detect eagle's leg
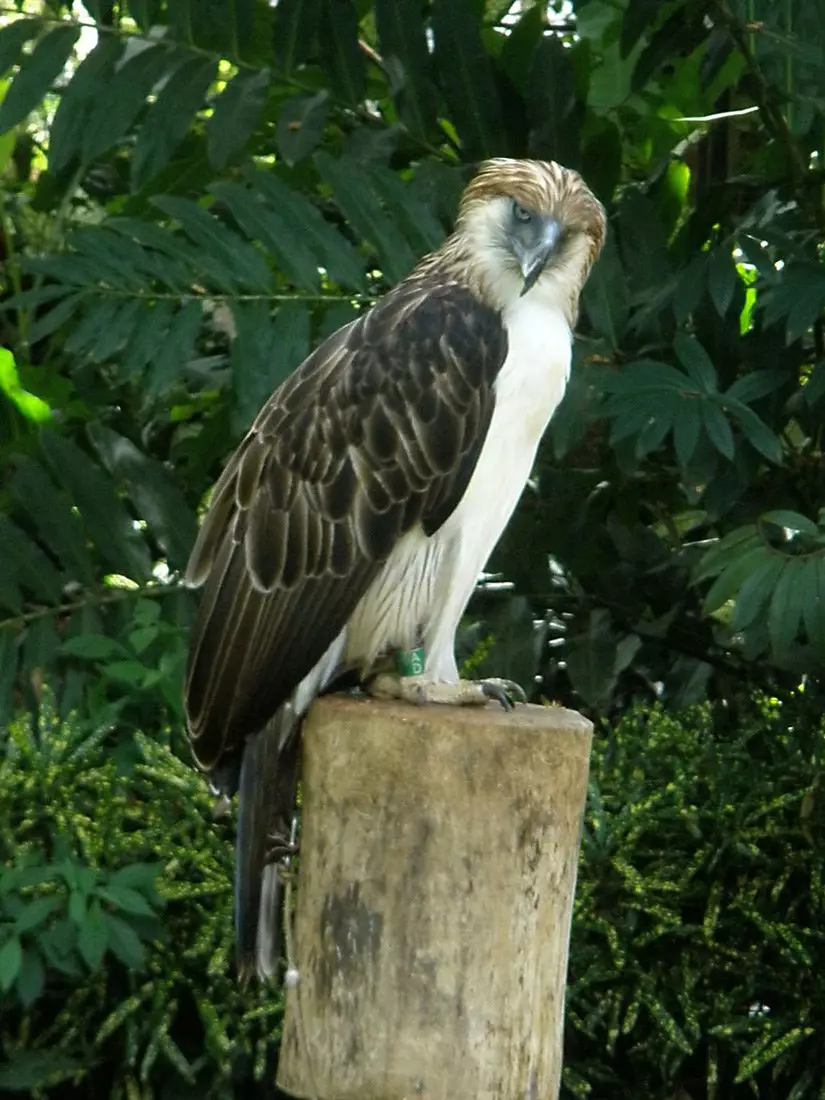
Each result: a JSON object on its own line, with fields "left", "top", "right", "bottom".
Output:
{"left": 368, "top": 672, "right": 526, "bottom": 711}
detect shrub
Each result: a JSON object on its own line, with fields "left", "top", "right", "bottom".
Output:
{"left": 0, "top": 703, "right": 283, "bottom": 1098}
{"left": 2, "top": 694, "right": 822, "bottom": 1098}
{"left": 565, "top": 696, "right": 825, "bottom": 1100}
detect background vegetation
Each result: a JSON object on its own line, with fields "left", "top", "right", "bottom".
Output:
{"left": 0, "top": 0, "right": 822, "bottom": 1095}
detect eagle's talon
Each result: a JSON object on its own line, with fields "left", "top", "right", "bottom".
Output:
{"left": 481, "top": 681, "right": 515, "bottom": 710}
{"left": 480, "top": 678, "right": 526, "bottom": 709}
{"left": 265, "top": 835, "right": 299, "bottom": 865}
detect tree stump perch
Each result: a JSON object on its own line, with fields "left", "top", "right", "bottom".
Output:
{"left": 277, "top": 695, "right": 592, "bottom": 1100}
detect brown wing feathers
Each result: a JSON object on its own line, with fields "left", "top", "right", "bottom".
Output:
{"left": 184, "top": 277, "right": 507, "bottom": 774}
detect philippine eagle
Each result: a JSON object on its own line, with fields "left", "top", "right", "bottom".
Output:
{"left": 184, "top": 158, "right": 606, "bottom": 980}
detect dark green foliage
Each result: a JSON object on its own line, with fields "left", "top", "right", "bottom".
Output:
{"left": 565, "top": 696, "right": 825, "bottom": 1100}
{"left": 0, "top": 702, "right": 282, "bottom": 1098}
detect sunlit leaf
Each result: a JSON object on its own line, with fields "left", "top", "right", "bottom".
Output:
{"left": 0, "top": 25, "right": 80, "bottom": 134}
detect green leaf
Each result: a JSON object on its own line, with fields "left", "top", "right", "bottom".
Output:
{"left": 698, "top": 528, "right": 761, "bottom": 584}
{"left": 726, "top": 400, "right": 783, "bottom": 464}
{"left": 0, "top": 19, "right": 41, "bottom": 80}
{"left": 708, "top": 246, "right": 737, "bottom": 317}
{"left": 316, "top": 152, "right": 414, "bottom": 284}
{"left": 0, "top": 1051, "right": 81, "bottom": 1091}
{"left": 232, "top": 301, "right": 309, "bottom": 431}
{"left": 320, "top": 0, "right": 366, "bottom": 104}
{"left": 528, "top": 34, "right": 581, "bottom": 167}
{"left": 246, "top": 167, "right": 366, "bottom": 290}
{"left": 210, "top": 180, "right": 320, "bottom": 290}
{"left": 121, "top": 301, "right": 176, "bottom": 379}
{"left": 731, "top": 555, "right": 784, "bottom": 631}
{"left": 131, "top": 55, "right": 217, "bottom": 190}
{"left": 701, "top": 400, "right": 734, "bottom": 459}
{"left": 432, "top": 0, "right": 506, "bottom": 158}
{"left": 702, "top": 545, "right": 769, "bottom": 614}
{"left": 151, "top": 195, "right": 272, "bottom": 292}
{"left": 273, "top": 0, "right": 322, "bottom": 74}
{"left": 673, "top": 404, "right": 701, "bottom": 467}
{"left": 98, "top": 885, "right": 156, "bottom": 917}
{"left": 366, "top": 165, "right": 445, "bottom": 255}
{"left": 10, "top": 458, "right": 92, "bottom": 583}
{"left": 674, "top": 334, "right": 717, "bottom": 393}
{"left": 581, "top": 233, "right": 629, "bottom": 349}
{"left": 87, "top": 423, "right": 198, "bottom": 571}
{"left": 736, "top": 1026, "right": 814, "bottom": 1084}
{"left": 49, "top": 36, "right": 123, "bottom": 173}
{"left": 25, "top": 291, "right": 86, "bottom": 345}
{"left": 374, "top": 0, "right": 438, "bottom": 139}
{"left": 801, "top": 556, "right": 825, "bottom": 653}
{"left": 146, "top": 299, "right": 203, "bottom": 394}
{"left": 83, "top": 45, "right": 176, "bottom": 163}
{"left": 0, "top": 25, "right": 80, "bottom": 135}
{"left": 15, "top": 948, "right": 45, "bottom": 1007}
{"left": 0, "top": 346, "right": 51, "bottom": 422}
{"left": 0, "top": 515, "right": 65, "bottom": 601}
{"left": 41, "top": 431, "right": 152, "bottom": 581}
{"left": 785, "top": 277, "right": 825, "bottom": 343}
{"left": 207, "top": 66, "right": 269, "bottom": 169}
{"left": 104, "top": 913, "right": 146, "bottom": 969}
{"left": 620, "top": 0, "right": 663, "bottom": 56}
{"left": 725, "top": 369, "right": 785, "bottom": 404}
{"left": 77, "top": 899, "right": 108, "bottom": 970}
{"left": 109, "top": 863, "right": 163, "bottom": 891}
{"left": 617, "top": 192, "right": 671, "bottom": 295}
{"left": 0, "top": 935, "right": 22, "bottom": 992}
{"left": 566, "top": 609, "right": 620, "bottom": 708}
{"left": 14, "top": 896, "right": 60, "bottom": 935}
{"left": 760, "top": 510, "right": 819, "bottom": 537}
{"left": 61, "top": 633, "right": 129, "bottom": 660}
{"left": 276, "top": 91, "right": 330, "bottom": 165}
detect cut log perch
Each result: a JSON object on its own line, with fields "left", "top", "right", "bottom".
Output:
{"left": 277, "top": 695, "right": 593, "bottom": 1100}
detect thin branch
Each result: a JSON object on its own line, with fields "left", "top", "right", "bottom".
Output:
{"left": 0, "top": 581, "right": 189, "bottom": 633}
{"left": 92, "top": 288, "right": 376, "bottom": 305}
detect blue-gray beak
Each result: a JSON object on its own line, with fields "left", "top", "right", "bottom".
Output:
{"left": 518, "top": 217, "right": 562, "bottom": 296}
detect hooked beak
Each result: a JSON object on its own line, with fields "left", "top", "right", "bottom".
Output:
{"left": 518, "top": 217, "right": 562, "bottom": 296}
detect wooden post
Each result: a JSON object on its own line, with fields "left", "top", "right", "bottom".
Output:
{"left": 277, "top": 695, "right": 592, "bottom": 1100}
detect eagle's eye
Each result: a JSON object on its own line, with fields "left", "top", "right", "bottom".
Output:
{"left": 512, "top": 201, "right": 532, "bottom": 223}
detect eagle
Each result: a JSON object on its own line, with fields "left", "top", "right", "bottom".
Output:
{"left": 184, "top": 157, "right": 606, "bottom": 981}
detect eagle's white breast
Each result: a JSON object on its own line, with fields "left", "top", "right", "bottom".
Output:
{"left": 345, "top": 289, "right": 573, "bottom": 682}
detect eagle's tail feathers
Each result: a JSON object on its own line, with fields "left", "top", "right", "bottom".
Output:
{"left": 235, "top": 706, "right": 301, "bottom": 984}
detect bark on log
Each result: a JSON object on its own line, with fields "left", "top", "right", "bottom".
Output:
{"left": 277, "top": 695, "right": 592, "bottom": 1100}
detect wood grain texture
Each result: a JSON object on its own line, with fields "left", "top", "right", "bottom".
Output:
{"left": 277, "top": 696, "right": 592, "bottom": 1100}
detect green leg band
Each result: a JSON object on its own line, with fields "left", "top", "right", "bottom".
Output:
{"left": 395, "top": 646, "right": 426, "bottom": 676}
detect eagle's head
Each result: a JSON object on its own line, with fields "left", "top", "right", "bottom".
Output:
{"left": 453, "top": 158, "right": 606, "bottom": 319}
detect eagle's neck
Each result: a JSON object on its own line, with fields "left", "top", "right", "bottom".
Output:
{"left": 415, "top": 231, "right": 588, "bottom": 330}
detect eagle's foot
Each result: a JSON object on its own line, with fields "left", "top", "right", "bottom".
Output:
{"left": 368, "top": 673, "right": 526, "bottom": 711}
{"left": 265, "top": 832, "right": 299, "bottom": 866}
